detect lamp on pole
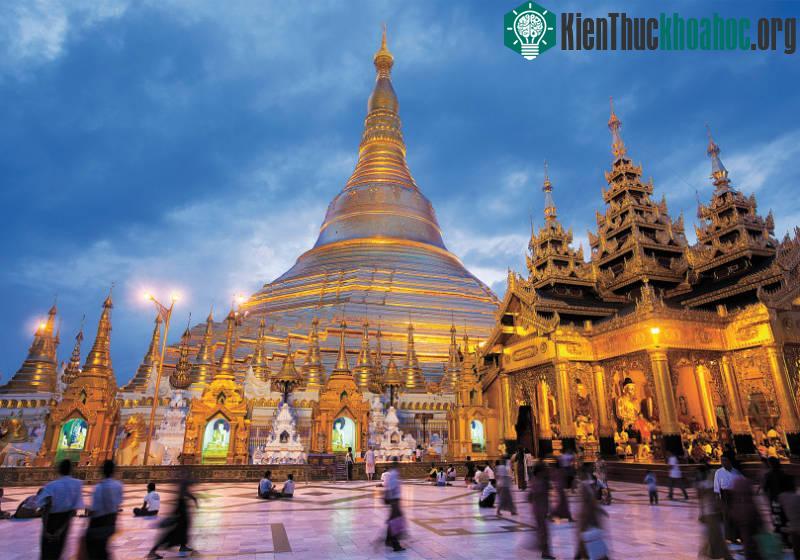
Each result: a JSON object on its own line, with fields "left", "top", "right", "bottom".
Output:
{"left": 142, "top": 291, "right": 179, "bottom": 466}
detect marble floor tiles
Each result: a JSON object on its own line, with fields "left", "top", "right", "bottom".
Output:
{"left": 0, "top": 478, "right": 791, "bottom": 559}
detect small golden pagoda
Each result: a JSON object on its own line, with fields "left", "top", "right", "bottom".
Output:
{"left": 170, "top": 326, "right": 193, "bottom": 391}
{"left": 182, "top": 310, "right": 249, "bottom": 464}
{"left": 302, "top": 317, "right": 325, "bottom": 389}
{"left": 310, "top": 321, "right": 370, "bottom": 453}
{"left": 402, "top": 323, "right": 425, "bottom": 391}
{"left": 60, "top": 324, "right": 84, "bottom": 389}
{"left": 189, "top": 310, "right": 217, "bottom": 389}
{"left": 353, "top": 320, "right": 375, "bottom": 391}
{"left": 447, "top": 339, "right": 499, "bottom": 460}
{"left": 250, "top": 318, "right": 271, "bottom": 382}
{"left": 1, "top": 304, "right": 59, "bottom": 394}
{"left": 36, "top": 294, "right": 120, "bottom": 466}
{"left": 123, "top": 313, "right": 162, "bottom": 391}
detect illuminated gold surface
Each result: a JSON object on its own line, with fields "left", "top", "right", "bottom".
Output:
{"left": 0, "top": 305, "right": 58, "bottom": 394}
{"left": 124, "top": 313, "right": 162, "bottom": 391}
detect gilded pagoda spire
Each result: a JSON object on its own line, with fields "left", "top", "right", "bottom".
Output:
{"left": 403, "top": 321, "right": 425, "bottom": 391}
{"left": 250, "top": 318, "right": 271, "bottom": 382}
{"left": 353, "top": 320, "right": 374, "bottom": 391}
{"left": 81, "top": 292, "right": 114, "bottom": 380}
{"left": 302, "top": 317, "right": 324, "bottom": 389}
{"left": 215, "top": 309, "right": 238, "bottom": 382}
{"left": 383, "top": 343, "right": 403, "bottom": 407}
{"left": 170, "top": 326, "right": 192, "bottom": 390}
{"left": 706, "top": 125, "right": 730, "bottom": 191}
{"left": 441, "top": 323, "right": 460, "bottom": 393}
{"left": 61, "top": 320, "right": 84, "bottom": 388}
{"left": 608, "top": 97, "right": 627, "bottom": 160}
{"left": 190, "top": 309, "right": 217, "bottom": 387}
{"left": 542, "top": 160, "right": 557, "bottom": 224}
{"left": 328, "top": 320, "right": 353, "bottom": 382}
{"left": 372, "top": 322, "right": 384, "bottom": 390}
{"left": 1, "top": 303, "right": 60, "bottom": 394}
{"left": 125, "top": 313, "right": 162, "bottom": 391}
{"left": 274, "top": 337, "right": 301, "bottom": 398}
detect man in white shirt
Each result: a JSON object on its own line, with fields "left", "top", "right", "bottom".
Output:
{"left": 86, "top": 460, "right": 124, "bottom": 559}
{"left": 258, "top": 470, "right": 274, "bottom": 499}
{"left": 479, "top": 480, "right": 497, "bottom": 508}
{"left": 667, "top": 452, "right": 689, "bottom": 500}
{"left": 280, "top": 474, "right": 295, "bottom": 497}
{"left": 37, "top": 459, "right": 84, "bottom": 559}
{"left": 134, "top": 482, "right": 160, "bottom": 517}
{"left": 483, "top": 463, "right": 495, "bottom": 482}
{"left": 713, "top": 456, "right": 741, "bottom": 543}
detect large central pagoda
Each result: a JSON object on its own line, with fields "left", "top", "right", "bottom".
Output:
{"left": 229, "top": 29, "right": 497, "bottom": 382}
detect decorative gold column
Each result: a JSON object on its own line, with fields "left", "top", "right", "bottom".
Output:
{"left": 554, "top": 361, "right": 575, "bottom": 438}
{"left": 693, "top": 363, "right": 717, "bottom": 431}
{"left": 537, "top": 382, "right": 552, "bottom": 439}
{"left": 648, "top": 350, "right": 680, "bottom": 435}
{"left": 592, "top": 363, "right": 612, "bottom": 437}
{"left": 720, "top": 354, "right": 749, "bottom": 433}
{"left": 765, "top": 344, "right": 800, "bottom": 434}
{"left": 500, "top": 373, "right": 516, "bottom": 441}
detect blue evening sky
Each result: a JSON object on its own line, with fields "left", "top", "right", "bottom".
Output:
{"left": 1, "top": 1, "right": 798, "bottom": 385}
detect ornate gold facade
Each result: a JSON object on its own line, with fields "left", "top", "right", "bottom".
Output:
{"left": 482, "top": 114, "right": 800, "bottom": 459}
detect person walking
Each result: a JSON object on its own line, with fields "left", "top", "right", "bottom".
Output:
{"left": 85, "top": 460, "right": 123, "bottom": 560}
{"left": 551, "top": 460, "right": 573, "bottom": 522}
{"left": 495, "top": 456, "right": 517, "bottom": 516}
{"left": 667, "top": 451, "right": 689, "bottom": 500}
{"left": 37, "top": 459, "right": 84, "bottom": 560}
{"left": 529, "top": 462, "right": 554, "bottom": 560}
{"left": 644, "top": 470, "right": 658, "bottom": 505}
{"left": 383, "top": 460, "right": 405, "bottom": 552}
{"left": 345, "top": 447, "right": 355, "bottom": 481}
{"left": 714, "top": 456, "right": 742, "bottom": 544}
{"left": 147, "top": 479, "right": 198, "bottom": 559}
{"left": 575, "top": 479, "right": 609, "bottom": 560}
{"left": 365, "top": 447, "right": 376, "bottom": 481}
{"left": 731, "top": 476, "right": 764, "bottom": 560}
{"left": 515, "top": 449, "right": 528, "bottom": 491}
{"left": 695, "top": 464, "right": 731, "bottom": 560}
{"left": 464, "top": 455, "right": 476, "bottom": 487}
{"left": 762, "top": 456, "right": 796, "bottom": 548}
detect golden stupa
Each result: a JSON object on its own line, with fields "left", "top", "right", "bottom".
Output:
{"left": 143, "top": 28, "right": 498, "bottom": 392}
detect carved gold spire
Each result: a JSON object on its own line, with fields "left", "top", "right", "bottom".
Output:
{"left": 302, "top": 317, "right": 324, "bottom": 389}
{"left": 353, "top": 320, "right": 374, "bottom": 391}
{"left": 125, "top": 313, "right": 162, "bottom": 391}
{"left": 215, "top": 309, "right": 238, "bottom": 382}
{"left": 328, "top": 320, "right": 353, "bottom": 382}
{"left": 1, "top": 303, "right": 59, "bottom": 394}
{"left": 383, "top": 343, "right": 402, "bottom": 406}
{"left": 608, "top": 97, "right": 627, "bottom": 160}
{"left": 190, "top": 309, "right": 216, "bottom": 387}
{"left": 403, "top": 321, "right": 425, "bottom": 391}
{"left": 170, "top": 326, "right": 192, "bottom": 390}
{"left": 441, "top": 323, "right": 460, "bottom": 393}
{"left": 706, "top": 125, "right": 730, "bottom": 191}
{"left": 81, "top": 292, "right": 114, "bottom": 380}
{"left": 61, "top": 321, "right": 84, "bottom": 388}
{"left": 372, "top": 322, "right": 384, "bottom": 391}
{"left": 250, "top": 318, "right": 271, "bottom": 382}
{"left": 274, "top": 338, "right": 301, "bottom": 403}
{"left": 542, "top": 160, "right": 556, "bottom": 223}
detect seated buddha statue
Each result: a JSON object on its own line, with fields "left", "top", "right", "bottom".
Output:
{"left": 615, "top": 378, "right": 640, "bottom": 431}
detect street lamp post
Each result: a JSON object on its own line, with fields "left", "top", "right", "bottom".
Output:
{"left": 142, "top": 292, "right": 178, "bottom": 466}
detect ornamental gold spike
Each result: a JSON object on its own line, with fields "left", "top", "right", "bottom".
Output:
{"left": 215, "top": 309, "right": 238, "bottom": 382}
{"left": 608, "top": 96, "right": 627, "bottom": 160}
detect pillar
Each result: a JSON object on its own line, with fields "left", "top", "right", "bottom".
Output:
{"left": 592, "top": 363, "right": 615, "bottom": 457}
{"left": 765, "top": 344, "right": 800, "bottom": 455}
{"left": 537, "top": 381, "right": 553, "bottom": 457}
{"left": 648, "top": 350, "right": 682, "bottom": 457}
{"left": 693, "top": 363, "right": 717, "bottom": 431}
{"left": 554, "top": 361, "right": 576, "bottom": 452}
{"left": 720, "top": 354, "right": 755, "bottom": 454}
{"left": 500, "top": 374, "right": 516, "bottom": 442}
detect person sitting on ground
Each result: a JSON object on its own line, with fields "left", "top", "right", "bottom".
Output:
{"left": 478, "top": 479, "right": 497, "bottom": 508}
{"left": 14, "top": 488, "right": 43, "bottom": 519}
{"left": 436, "top": 468, "right": 447, "bottom": 487}
{"left": 134, "top": 483, "right": 160, "bottom": 517}
{"left": 483, "top": 462, "right": 495, "bottom": 482}
{"left": 279, "top": 474, "right": 295, "bottom": 498}
{"left": 258, "top": 470, "right": 275, "bottom": 499}
{"left": 473, "top": 466, "right": 489, "bottom": 490}
{"left": 446, "top": 465, "right": 456, "bottom": 482}
{"left": 428, "top": 463, "right": 438, "bottom": 482}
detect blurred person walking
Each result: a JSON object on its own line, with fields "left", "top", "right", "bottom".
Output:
{"left": 37, "top": 459, "right": 84, "bottom": 560}
{"left": 85, "top": 460, "right": 123, "bottom": 560}
{"left": 383, "top": 460, "right": 406, "bottom": 552}
{"left": 762, "top": 457, "right": 795, "bottom": 548}
{"left": 695, "top": 463, "right": 732, "bottom": 560}
{"left": 495, "top": 455, "right": 517, "bottom": 516}
{"left": 528, "top": 461, "right": 554, "bottom": 560}
{"left": 147, "top": 479, "right": 198, "bottom": 559}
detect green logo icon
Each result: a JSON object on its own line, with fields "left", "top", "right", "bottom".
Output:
{"left": 504, "top": 2, "right": 556, "bottom": 60}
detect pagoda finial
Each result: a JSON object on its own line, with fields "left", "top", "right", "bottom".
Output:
{"left": 329, "top": 320, "right": 353, "bottom": 380}
{"left": 706, "top": 124, "right": 730, "bottom": 190}
{"left": 81, "top": 292, "right": 114, "bottom": 379}
{"left": 302, "top": 316, "right": 324, "bottom": 388}
{"left": 215, "top": 309, "right": 237, "bottom": 381}
{"left": 374, "top": 23, "right": 394, "bottom": 78}
{"left": 190, "top": 307, "right": 217, "bottom": 386}
{"left": 170, "top": 324, "right": 192, "bottom": 390}
{"left": 608, "top": 97, "right": 627, "bottom": 160}
{"left": 542, "top": 160, "right": 557, "bottom": 223}
{"left": 251, "top": 318, "right": 271, "bottom": 382}
{"left": 354, "top": 319, "right": 374, "bottom": 390}
{"left": 403, "top": 321, "right": 424, "bottom": 390}
{"left": 61, "top": 318, "right": 85, "bottom": 387}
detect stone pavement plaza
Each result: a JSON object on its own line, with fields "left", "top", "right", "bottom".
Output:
{"left": 0, "top": 478, "right": 789, "bottom": 559}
